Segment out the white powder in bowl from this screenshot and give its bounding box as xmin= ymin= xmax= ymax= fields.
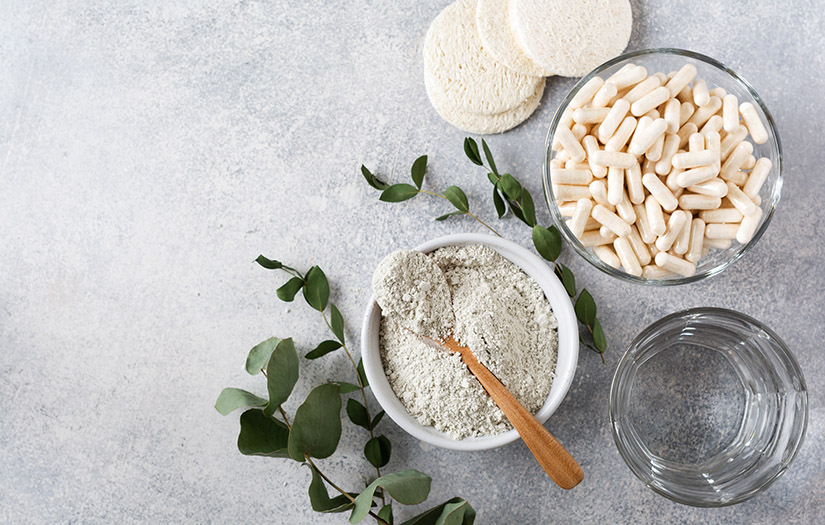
xmin=378 ymin=244 xmax=558 ymax=439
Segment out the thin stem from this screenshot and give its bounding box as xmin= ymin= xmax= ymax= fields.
xmin=306 ymin=457 xmax=388 ymax=525
xmin=418 ymin=190 xmax=502 ymax=237
xmin=278 ymin=405 xmax=292 ymax=430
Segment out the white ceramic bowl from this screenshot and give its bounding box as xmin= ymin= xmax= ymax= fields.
xmin=360 ymin=233 xmax=579 ymax=451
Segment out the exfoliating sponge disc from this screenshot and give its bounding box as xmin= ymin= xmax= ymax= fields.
xmin=511 ymin=0 xmax=632 ymax=77
xmin=424 ymin=0 xmax=543 ymax=115
xmin=475 ymin=0 xmax=551 ymax=77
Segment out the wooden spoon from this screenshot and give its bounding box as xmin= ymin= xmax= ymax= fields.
xmin=442 ymin=334 xmax=584 ymax=490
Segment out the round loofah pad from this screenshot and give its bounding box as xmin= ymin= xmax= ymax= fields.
xmin=425 ymin=68 xmax=545 ymax=134
xmin=511 ymin=0 xmax=632 ymax=78
xmin=475 ymin=0 xmax=551 ymax=77
xmin=424 ymin=0 xmax=543 ymax=115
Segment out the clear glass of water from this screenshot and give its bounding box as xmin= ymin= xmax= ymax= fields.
xmin=609 ymin=308 xmax=808 ymax=506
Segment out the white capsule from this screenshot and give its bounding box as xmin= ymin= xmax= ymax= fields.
xmin=673 ymin=211 xmax=693 ymax=255
xmin=646 ymin=132 xmax=665 ymax=162
xmin=721 ymin=141 xmax=754 ymax=180
xmin=615 ymin=190 xmax=637 ymax=224
xmin=709 ymin=86 xmax=727 ymax=98
xmin=555 ymin=150 xmax=571 ymax=162
xmin=605 ymin=117 xmax=638 ymax=152
xmin=705 ymin=223 xmax=740 ymax=239
xmin=699 ymin=207 xmax=743 ymax=223
xmin=571 ymin=124 xmax=588 ymax=141
xmin=630 ymin=118 xmax=668 ymax=156
xmin=569 ymin=76 xmax=605 ymax=109
xmin=589 ymin=180 xmax=611 ymax=207
xmin=634 ymin=203 xmax=656 ymax=244
xmin=608 ymin=64 xmax=648 ymax=90
xmin=643 ymin=172 xmax=679 ymax=211
xmin=692 ymin=78 xmax=710 ymax=106
xmin=736 ymin=207 xmax=763 ymax=244
xmin=679 ymin=102 xmax=696 ymax=127
xmin=676 ymin=165 xmax=718 ymax=188
xmin=631 ymin=86 xmax=671 ymax=117
xmin=591 ymin=82 xmax=618 ymax=109
xmin=666 ymin=168 xmax=682 ymax=191
xmin=599 ymin=225 xmax=613 ymax=238
xmin=676 ymin=83 xmax=693 ymax=103
xmin=688 ymin=132 xmax=705 ymax=153
xmin=705 ymin=131 xmax=721 ymax=167
xmin=580 ymin=229 xmax=617 ymax=247
xmin=591 ymin=149 xmax=637 ymax=169
xmin=664 ymin=64 xmax=697 ymax=97
xmin=679 ymin=194 xmax=722 ymax=210
xmin=688 ymin=178 xmax=728 ymax=198
xmin=725 ymin=182 xmax=757 ymax=216
xmin=551 ymin=168 xmax=592 ymax=185
xmin=607 ymin=166 xmax=625 ymax=206
xmin=739 ymin=102 xmax=769 ymax=144
xmin=582 ymin=135 xmax=608 ymax=179
xmin=558 ymin=202 xmax=578 ymax=217
xmin=645 ymin=194 xmax=666 ymax=236
xmin=614 ymin=237 xmax=642 ymax=276
xmin=598 ymin=99 xmax=631 ymax=141
xmin=654 ymin=251 xmax=696 ymax=277
xmin=624 ymin=75 xmax=662 ymax=103
xmin=593 ymin=245 xmax=622 ymax=268
xmin=722 ymin=94 xmax=739 ymax=132
xmin=625 ymin=163 xmax=645 ymax=204
xmin=704 ymin=237 xmax=733 ymax=249
xmin=687 ymin=96 xmax=722 ymax=128
xmin=642 ymin=265 xmax=674 ymax=279
xmin=742 ymin=154 xmax=756 ymax=170
xmin=574 ymin=107 xmax=611 ymax=124
xmin=554 ymin=184 xmax=591 ymax=201
xmin=700 ymin=115 xmax=724 ymax=137
xmin=656 ymin=210 xmax=689 ymax=251
xmin=672 ymin=149 xmax=718 ymax=170
xmin=565 ymin=160 xmax=591 ymax=170
xmin=627 ymin=225 xmax=652 ymax=266
xmin=743 ymin=158 xmax=772 ymax=199
xmin=685 ymin=218 xmax=706 ymax=263
xmin=556 ymin=126 xmax=586 ymax=163
xmin=720 ymin=125 xmax=749 ymax=160
xmin=677 ymin=123 xmax=699 ymax=149
xmin=663 ymin=98 xmax=681 ymax=134
xmin=655 ymin=134 xmax=681 ymax=175
xmin=592 ymin=204 xmax=631 ymax=237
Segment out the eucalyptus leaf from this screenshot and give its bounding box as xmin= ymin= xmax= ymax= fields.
xmin=303 ymin=266 xmax=330 ymax=311
xmin=277 ymin=277 xmax=304 ymax=302
xmin=378 ymin=503 xmax=394 ymax=525
xmin=265 ymin=338 xmax=299 ymax=416
xmin=362 ymin=165 xmax=389 ymax=191
xmin=364 ymin=435 xmax=392 ymax=468
xmin=520 ymin=189 xmax=537 ymax=227
xmin=357 ymin=358 xmax=369 ymax=388
xmin=255 ymin=255 xmax=282 ymax=270
xmin=398 ymin=498 xmax=475 ymax=525
xmin=463 ymin=137 xmax=482 ymax=166
xmin=305 ymin=340 xmax=342 ymax=359
xmin=575 ymin=289 xmax=597 ymax=325
xmin=215 ymin=388 xmax=267 ymax=415
xmin=435 ymin=210 xmax=465 ymax=221
xmin=330 ymin=304 xmax=345 ymax=343
xmin=532 ymin=225 xmax=561 ymax=262
xmin=557 ymin=264 xmax=576 ymax=297
xmin=245 ymin=336 xmax=281 ymax=375
xmin=308 ymin=465 xmax=357 ymax=513
xmin=288 ymin=383 xmax=342 ymax=461
xmin=411 ymin=155 xmax=428 ymax=190
xmin=481 ymin=139 xmax=498 ymax=175
xmin=371 ymin=410 xmax=385 ymax=428
xmin=332 ymin=381 xmax=362 ymax=394
xmin=592 ymin=317 xmax=606 ymax=352
xmin=486 ymin=172 xmax=499 ymax=186
xmin=442 ymin=186 xmax=469 ymax=212
xmin=492 ymin=185 xmax=506 ymax=218
xmin=237 ymin=409 xmax=290 ymax=458
xmin=346 ymin=398 xmax=371 ymax=430
xmin=349 ymin=470 xmax=432 ymax=524
xmin=510 ymin=202 xmax=526 ymax=223
xmin=498 ymin=174 xmax=522 ymax=201
xmin=380 ymin=184 xmax=419 ymax=203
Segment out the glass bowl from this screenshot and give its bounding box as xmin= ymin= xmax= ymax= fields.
xmin=609 ymin=308 xmax=808 ymax=507
xmin=542 ymin=48 xmax=783 ymax=285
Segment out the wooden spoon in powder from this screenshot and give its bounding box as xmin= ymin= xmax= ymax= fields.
xmin=372 ymin=249 xmax=584 ymax=490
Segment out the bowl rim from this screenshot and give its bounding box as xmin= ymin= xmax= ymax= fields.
xmin=608 ymin=306 xmax=809 ymax=507
xmin=542 ymin=47 xmax=784 ymax=286
xmin=360 ymin=232 xmax=579 ymax=451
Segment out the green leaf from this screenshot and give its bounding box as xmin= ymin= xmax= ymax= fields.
xmin=378 ymin=503 xmax=394 ymax=525
xmin=498 ymin=174 xmax=522 ymax=201
xmin=347 ymin=398 xmax=371 ymax=430
xmin=480 ymin=139 xmax=498 ymax=175
xmin=364 ymin=435 xmax=392 ymax=468
xmin=237 ymin=409 xmax=291 ymax=458
xmin=532 ymin=225 xmax=562 ymax=262
xmin=510 ymin=202 xmax=526 ymax=223
xmin=305 ymin=340 xmax=343 ymax=359
xmin=303 ymin=266 xmax=330 ymax=311
xmin=435 ymin=210 xmax=465 ymax=221
xmin=411 ymin=155 xmax=428 ymax=189
xmin=593 ymin=317 xmax=607 ymax=352
xmin=492 ymin=185 xmax=506 ymax=218
xmin=399 ymin=498 xmax=476 ymax=525
xmin=308 ymin=465 xmax=357 ymax=513
xmin=277 ymin=277 xmax=304 ymax=302
xmin=380 ymin=184 xmax=419 ymax=202
xmin=349 ymin=470 xmax=432 ymax=524
xmin=245 ymin=336 xmax=281 ymax=374
xmin=372 ymin=410 xmax=385 ymax=428
xmin=288 ymin=384 xmax=342 ymax=461
xmin=215 ymin=388 xmax=268 ymax=415
xmin=332 ymin=381 xmax=362 ymax=394
xmin=556 ymin=264 xmax=576 ymax=297
xmin=265 ymin=338 xmax=299 ymax=416
xmin=357 ymin=358 xmax=369 ymax=388
xmin=442 ymin=186 xmax=469 ymax=212
xmin=255 ymin=255 xmax=282 ymax=270
xmin=463 ymin=137 xmax=482 ymax=166
xmin=486 ymin=172 xmax=499 ymax=186
xmin=362 ymin=165 xmax=389 ymax=191
xmin=330 ymin=304 xmax=345 ymax=343
xmin=520 ymin=189 xmax=537 ymax=227
xmin=575 ymin=289 xmax=597 ymax=325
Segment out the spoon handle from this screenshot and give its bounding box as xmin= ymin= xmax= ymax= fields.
xmin=444 ymin=336 xmax=584 ymax=490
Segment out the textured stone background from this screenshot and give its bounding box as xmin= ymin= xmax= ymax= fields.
xmin=1 ymin=0 xmax=823 ymax=523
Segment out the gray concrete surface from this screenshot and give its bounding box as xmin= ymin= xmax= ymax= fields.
xmin=1 ymin=0 xmax=823 ymax=523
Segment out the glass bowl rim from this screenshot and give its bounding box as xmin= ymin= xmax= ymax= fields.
xmin=542 ymin=47 xmax=784 ymax=286
xmin=608 ymin=306 xmax=809 ymax=507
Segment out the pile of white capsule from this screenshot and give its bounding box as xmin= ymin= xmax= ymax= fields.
xmin=550 ymin=62 xmax=772 ymax=278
